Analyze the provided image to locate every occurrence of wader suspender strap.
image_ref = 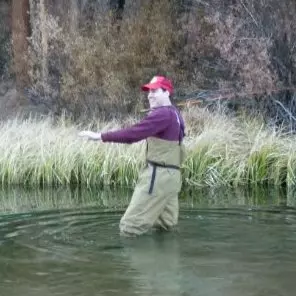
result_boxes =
[174,109,183,146]
[148,165,157,194]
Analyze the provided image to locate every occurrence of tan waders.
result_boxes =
[119,137,186,236]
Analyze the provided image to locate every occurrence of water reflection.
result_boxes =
[0,184,294,214]
[121,233,182,295]
[287,186,296,207]
[0,186,132,213]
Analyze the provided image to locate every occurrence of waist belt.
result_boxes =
[146,160,180,170]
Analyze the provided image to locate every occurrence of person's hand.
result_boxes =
[78,131,102,141]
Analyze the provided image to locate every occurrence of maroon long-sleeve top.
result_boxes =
[101,106,185,144]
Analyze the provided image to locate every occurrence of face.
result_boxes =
[148,88,170,108]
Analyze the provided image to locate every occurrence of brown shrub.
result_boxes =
[25,0,296,124]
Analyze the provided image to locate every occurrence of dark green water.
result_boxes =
[1,186,296,296]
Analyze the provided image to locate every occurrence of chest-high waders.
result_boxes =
[119,112,186,236]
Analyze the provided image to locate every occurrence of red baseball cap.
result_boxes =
[141,76,173,95]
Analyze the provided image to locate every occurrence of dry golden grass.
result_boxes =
[0,107,296,188]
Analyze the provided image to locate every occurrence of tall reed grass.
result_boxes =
[1,107,296,189]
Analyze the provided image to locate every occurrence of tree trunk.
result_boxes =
[109,0,125,23]
[39,0,48,87]
[70,0,80,34]
[11,0,30,89]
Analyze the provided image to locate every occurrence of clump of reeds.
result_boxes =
[0,107,296,189]
[0,115,144,188]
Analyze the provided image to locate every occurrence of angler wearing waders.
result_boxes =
[78,76,186,236]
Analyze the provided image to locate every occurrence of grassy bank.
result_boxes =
[1,106,296,188]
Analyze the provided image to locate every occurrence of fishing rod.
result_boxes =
[140,89,221,112]
[140,86,296,112]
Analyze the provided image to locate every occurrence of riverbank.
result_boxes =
[0,106,296,188]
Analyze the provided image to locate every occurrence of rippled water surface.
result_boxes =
[1,186,296,296]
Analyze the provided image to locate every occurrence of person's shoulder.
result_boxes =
[169,105,185,126]
[166,105,183,119]
[148,106,172,118]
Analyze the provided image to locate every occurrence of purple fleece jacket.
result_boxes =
[101,106,185,144]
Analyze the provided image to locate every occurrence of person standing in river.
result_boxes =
[78,76,186,236]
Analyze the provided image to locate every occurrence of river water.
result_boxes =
[0,186,296,296]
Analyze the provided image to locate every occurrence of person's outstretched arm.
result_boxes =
[101,108,171,144]
[78,107,171,144]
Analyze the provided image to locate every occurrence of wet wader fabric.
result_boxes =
[120,136,186,236]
